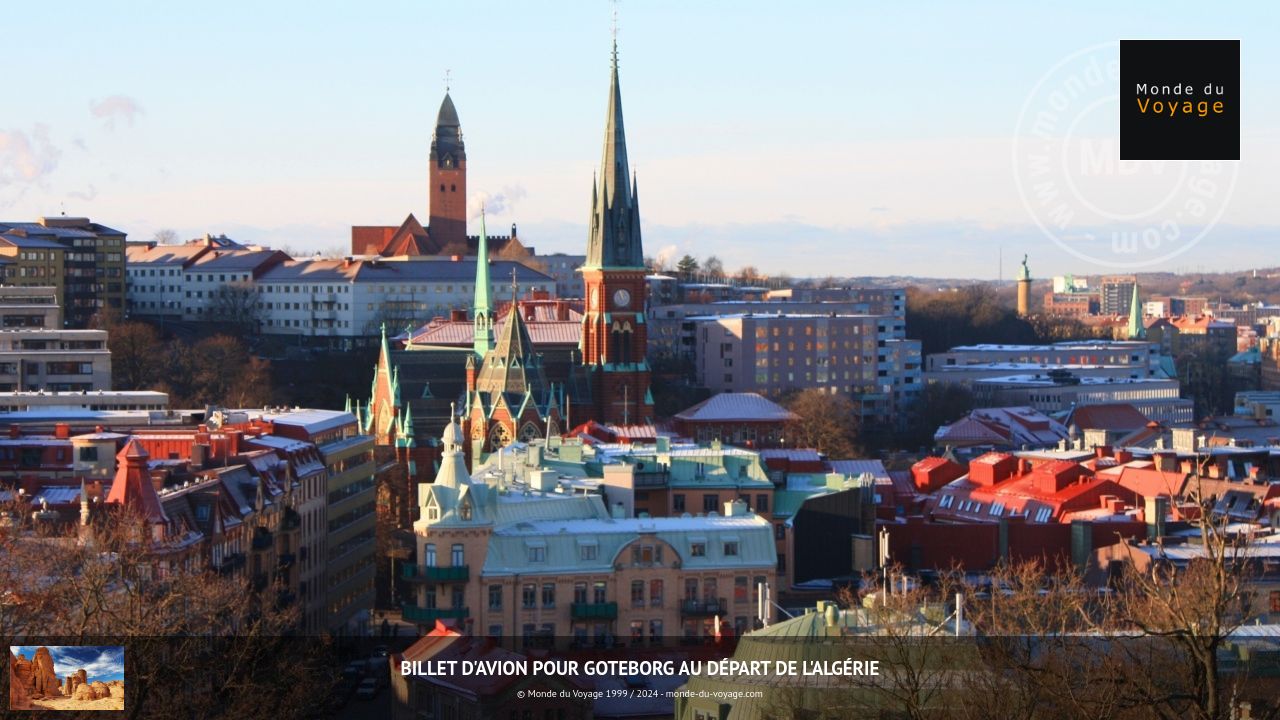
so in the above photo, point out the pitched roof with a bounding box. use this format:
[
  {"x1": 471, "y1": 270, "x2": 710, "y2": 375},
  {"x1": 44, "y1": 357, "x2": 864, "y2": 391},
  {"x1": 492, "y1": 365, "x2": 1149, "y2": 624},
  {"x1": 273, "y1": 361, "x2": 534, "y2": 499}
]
[
  {"x1": 1068, "y1": 403, "x2": 1151, "y2": 433},
  {"x1": 674, "y1": 393, "x2": 798, "y2": 423},
  {"x1": 104, "y1": 439, "x2": 168, "y2": 523}
]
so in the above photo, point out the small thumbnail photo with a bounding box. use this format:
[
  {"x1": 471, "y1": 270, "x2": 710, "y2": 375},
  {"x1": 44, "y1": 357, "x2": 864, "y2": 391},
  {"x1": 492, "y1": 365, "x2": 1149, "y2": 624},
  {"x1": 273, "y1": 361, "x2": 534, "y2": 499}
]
[{"x1": 9, "y1": 645, "x2": 125, "y2": 711}]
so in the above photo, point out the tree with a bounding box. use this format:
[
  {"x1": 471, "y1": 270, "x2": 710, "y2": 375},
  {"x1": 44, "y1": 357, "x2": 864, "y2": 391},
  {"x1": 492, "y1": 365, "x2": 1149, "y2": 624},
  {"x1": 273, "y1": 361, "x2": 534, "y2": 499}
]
[
  {"x1": 0, "y1": 507, "x2": 336, "y2": 719},
  {"x1": 703, "y1": 255, "x2": 725, "y2": 280},
  {"x1": 108, "y1": 321, "x2": 163, "y2": 390},
  {"x1": 151, "y1": 228, "x2": 178, "y2": 244},
  {"x1": 736, "y1": 266, "x2": 761, "y2": 284},
  {"x1": 676, "y1": 254, "x2": 699, "y2": 278},
  {"x1": 206, "y1": 282, "x2": 263, "y2": 335},
  {"x1": 904, "y1": 383, "x2": 974, "y2": 450},
  {"x1": 782, "y1": 388, "x2": 861, "y2": 458}
]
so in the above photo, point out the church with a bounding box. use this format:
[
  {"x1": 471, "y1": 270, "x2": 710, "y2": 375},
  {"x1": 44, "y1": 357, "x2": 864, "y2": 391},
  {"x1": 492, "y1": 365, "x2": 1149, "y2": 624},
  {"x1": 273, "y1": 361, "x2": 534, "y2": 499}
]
[
  {"x1": 364, "y1": 38, "x2": 655, "y2": 471},
  {"x1": 349, "y1": 91, "x2": 535, "y2": 262}
]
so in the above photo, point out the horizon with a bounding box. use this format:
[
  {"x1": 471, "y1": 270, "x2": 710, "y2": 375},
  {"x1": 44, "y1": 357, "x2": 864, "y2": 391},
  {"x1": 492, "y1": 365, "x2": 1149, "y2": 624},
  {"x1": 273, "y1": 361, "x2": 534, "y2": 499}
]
[{"x1": 2, "y1": 1, "x2": 1273, "y2": 278}]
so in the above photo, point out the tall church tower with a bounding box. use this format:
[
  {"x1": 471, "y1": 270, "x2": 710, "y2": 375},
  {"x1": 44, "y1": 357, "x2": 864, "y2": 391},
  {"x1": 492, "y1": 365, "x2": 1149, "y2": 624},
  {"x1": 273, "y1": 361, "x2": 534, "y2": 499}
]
[
  {"x1": 429, "y1": 93, "x2": 467, "y2": 248},
  {"x1": 580, "y1": 40, "x2": 653, "y2": 425}
]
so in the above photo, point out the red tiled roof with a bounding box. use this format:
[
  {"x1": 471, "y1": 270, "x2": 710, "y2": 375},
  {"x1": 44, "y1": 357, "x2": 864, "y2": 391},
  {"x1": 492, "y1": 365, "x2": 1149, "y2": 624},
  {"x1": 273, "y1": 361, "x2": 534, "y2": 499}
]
[
  {"x1": 104, "y1": 439, "x2": 167, "y2": 524},
  {"x1": 1069, "y1": 403, "x2": 1151, "y2": 432}
]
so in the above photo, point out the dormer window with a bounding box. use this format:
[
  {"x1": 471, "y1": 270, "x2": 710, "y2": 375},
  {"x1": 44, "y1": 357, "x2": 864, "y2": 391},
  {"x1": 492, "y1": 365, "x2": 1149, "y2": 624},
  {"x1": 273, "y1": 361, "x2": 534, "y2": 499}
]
[
  {"x1": 427, "y1": 505, "x2": 440, "y2": 521},
  {"x1": 459, "y1": 499, "x2": 472, "y2": 521}
]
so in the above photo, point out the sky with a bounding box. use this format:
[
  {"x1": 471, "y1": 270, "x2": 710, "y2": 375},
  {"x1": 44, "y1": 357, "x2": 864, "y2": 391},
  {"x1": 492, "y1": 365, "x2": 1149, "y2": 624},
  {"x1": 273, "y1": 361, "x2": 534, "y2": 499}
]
[
  {"x1": 1, "y1": 1, "x2": 1276, "y2": 279},
  {"x1": 11, "y1": 646, "x2": 125, "y2": 683}
]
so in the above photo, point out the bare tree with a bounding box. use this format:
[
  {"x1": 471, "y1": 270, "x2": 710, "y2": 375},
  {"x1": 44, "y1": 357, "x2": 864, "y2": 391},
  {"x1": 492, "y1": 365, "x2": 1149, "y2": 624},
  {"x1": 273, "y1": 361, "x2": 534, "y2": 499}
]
[
  {"x1": 151, "y1": 228, "x2": 178, "y2": 245},
  {"x1": 206, "y1": 282, "x2": 263, "y2": 335}
]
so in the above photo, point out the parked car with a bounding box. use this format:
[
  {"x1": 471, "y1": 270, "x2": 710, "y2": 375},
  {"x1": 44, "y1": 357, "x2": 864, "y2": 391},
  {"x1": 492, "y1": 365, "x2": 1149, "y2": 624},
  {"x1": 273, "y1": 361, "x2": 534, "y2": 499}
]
[{"x1": 355, "y1": 678, "x2": 379, "y2": 701}]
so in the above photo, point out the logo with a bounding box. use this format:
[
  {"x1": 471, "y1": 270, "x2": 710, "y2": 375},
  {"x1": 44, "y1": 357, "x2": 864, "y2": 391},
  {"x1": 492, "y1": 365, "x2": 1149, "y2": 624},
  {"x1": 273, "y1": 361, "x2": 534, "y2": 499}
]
[
  {"x1": 1013, "y1": 42, "x2": 1238, "y2": 268},
  {"x1": 1120, "y1": 40, "x2": 1239, "y2": 160}
]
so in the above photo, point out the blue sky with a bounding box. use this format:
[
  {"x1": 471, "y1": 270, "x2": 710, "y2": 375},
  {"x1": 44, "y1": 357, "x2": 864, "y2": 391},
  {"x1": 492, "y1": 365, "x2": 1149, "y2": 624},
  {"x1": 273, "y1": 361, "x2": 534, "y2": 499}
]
[
  {"x1": 1, "y1": 1, "x2": 1275, "y2": 277},
  {"x1": 11, "y1": 646, "x2": 125, "y2": 683}
]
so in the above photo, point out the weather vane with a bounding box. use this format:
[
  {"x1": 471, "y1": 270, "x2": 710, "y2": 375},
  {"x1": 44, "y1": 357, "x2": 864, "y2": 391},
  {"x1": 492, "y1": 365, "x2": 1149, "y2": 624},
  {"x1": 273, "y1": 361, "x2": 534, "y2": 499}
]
[{"x1": 444, "y1": 68, "x2": 452, "y2": 92}]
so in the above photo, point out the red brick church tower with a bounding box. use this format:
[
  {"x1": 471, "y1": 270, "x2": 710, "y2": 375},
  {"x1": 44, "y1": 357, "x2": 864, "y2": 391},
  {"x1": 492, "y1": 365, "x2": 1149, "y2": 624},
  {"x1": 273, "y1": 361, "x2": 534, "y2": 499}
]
[
  {"x1": 579, "y1": 41, "x2": 653, "y2": 425},
  {"x1": 428, "y1": 92, "x2": 467, "y2": 249}
]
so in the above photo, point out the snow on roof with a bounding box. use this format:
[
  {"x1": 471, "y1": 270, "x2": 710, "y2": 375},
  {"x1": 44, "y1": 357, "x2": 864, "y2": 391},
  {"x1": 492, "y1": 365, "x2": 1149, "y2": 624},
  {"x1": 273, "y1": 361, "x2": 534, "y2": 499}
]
[{"x1": 674, "y1": 393, "x2": 798, "y2": 423}]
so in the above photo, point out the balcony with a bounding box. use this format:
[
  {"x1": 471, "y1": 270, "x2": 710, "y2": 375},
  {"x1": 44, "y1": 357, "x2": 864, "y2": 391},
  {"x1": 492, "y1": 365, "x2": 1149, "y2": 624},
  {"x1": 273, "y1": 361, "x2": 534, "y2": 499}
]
[
  {"x1": 401, "y1": 564, "x2": 470, "y2": 583},
  {"x1": 680, "y1": 598, "x2": 728, "y2": 616},
  {"x1": 570, "y1": 602, "x2": 618, "y2": 620},
  {"x1": 401, "y1": 604, "x2": 469, "y2": 624}
]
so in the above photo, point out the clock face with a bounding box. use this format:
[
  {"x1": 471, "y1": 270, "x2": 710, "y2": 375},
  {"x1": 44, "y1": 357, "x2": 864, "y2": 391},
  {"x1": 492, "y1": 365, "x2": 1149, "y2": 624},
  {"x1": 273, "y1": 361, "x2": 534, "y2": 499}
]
[{"x1": 613, "y1": 288, "x2": 631, "y2": 308}]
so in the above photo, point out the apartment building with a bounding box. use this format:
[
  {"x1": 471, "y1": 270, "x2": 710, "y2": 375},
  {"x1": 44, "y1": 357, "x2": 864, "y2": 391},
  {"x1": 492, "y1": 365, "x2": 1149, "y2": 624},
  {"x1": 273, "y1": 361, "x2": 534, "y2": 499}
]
[
  {"x1": 408, "y1": 421, "x2": 778, "y2": 645},
  {"x1": 0, "y1": 217, "x2": 126, "y2": 328}
]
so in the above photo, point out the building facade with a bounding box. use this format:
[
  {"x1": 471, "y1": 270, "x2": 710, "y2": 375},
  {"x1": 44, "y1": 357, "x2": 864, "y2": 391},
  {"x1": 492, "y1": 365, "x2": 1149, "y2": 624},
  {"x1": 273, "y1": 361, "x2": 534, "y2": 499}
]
[
  {"x1": 0, "y1": 328, "x2": 110, "y2": 392},
  {"x1": 0, "y1": 217, "x2": 126, "y2": 328}
]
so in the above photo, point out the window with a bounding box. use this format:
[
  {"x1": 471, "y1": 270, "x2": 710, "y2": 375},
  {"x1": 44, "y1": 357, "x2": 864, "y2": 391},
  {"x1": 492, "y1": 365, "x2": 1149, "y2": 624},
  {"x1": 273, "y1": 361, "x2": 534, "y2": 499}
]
[
  {"x1": 542, "y1": 583, "x2": 556, "y2": 608},
  {"x1": 673, "y1": 494, "x2": 686, "y2": 512},
  {"x1": 756, "y1": 494, "x2": 769, "y2": 513},
  {"x1": 527, "y1": 545, "x2": 546, "y2": 563},
  {"x1": 735, "y1": 576, "x2": 748, "y2": 603},
  {"x1": 593, "y1": 581, "x2": 607, "y2": 604},
  {"x1": 574, "y1": 582, "x2": 587, "y2": 604},
  {"x1": 489, "y1": 584, "x2": 503, "y2": 610},
  {"x1": 631, "y1": 580, "x2": 645, "y2": 607},
  {"x1": 522, "y1": 584, "x2": 536, "y2": 609},
  {"x1": 723, "y1": 541, "x2": 739, "y2": 557},
  {"x1": 451, "y1": 544, "x2": 464, "y2": 566},
  {"x1": 78, "y1": 446, "x2": 98, "y2": 462},
  {"x1": 702, "y1": 494, "x2": 719, "y2": 513},
  {"x1": 691, "y1": 542, "x2": 706, "y2": 557},
  {"x1": 650, "y1": 579, "x2": 663, "y2": 607},
  {"x1": 424, "y1": 544, "x2": 437, "y2": 567},
  {"x1": 579, "y1": 544, "x2": 598, "y2": 561},
  {"x1": 451, "y1": 586, "x2": 464, "y2": 609},
  {"x1": 775, "y1": 523, "x2": 786, "y2": 540}
]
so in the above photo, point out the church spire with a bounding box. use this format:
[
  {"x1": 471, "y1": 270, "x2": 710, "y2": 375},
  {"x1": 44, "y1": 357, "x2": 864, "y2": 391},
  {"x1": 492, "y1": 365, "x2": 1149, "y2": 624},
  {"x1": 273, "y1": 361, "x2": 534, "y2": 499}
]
[
  {"x1": 473, "y1": 210, "x2": 494, "y2": 357},
  {"x1": 585, "y1": 39, "x2": 644, "y2": 270},
  {"x1": 1127, "y1": 282, "x2": 1145, "y2": 339}
]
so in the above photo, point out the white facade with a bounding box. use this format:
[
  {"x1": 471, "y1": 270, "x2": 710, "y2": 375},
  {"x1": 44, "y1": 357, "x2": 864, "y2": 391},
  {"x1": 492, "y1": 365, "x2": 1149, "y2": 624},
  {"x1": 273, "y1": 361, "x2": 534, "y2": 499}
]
[{"x1": 255, "y1": 257, "x2": 555, "y2": 344}]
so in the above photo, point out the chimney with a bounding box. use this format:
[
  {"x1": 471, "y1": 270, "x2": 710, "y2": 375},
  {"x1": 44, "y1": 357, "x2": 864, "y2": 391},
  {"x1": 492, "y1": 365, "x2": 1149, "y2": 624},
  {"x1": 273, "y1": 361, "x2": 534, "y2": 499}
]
[
  {"x1": 226, "y1": 429, "x2": 243, "y2": 455},
  {"x1": 54, "y1": 423, "x2": 70, "y2": 440},
  {"x1": 1114, "y1": 449, "x2": 1133, "y2": 464},
  {"x1": 611, "y1": 502, "x2": 626, "y2": 520},
  {"x1": 8, "y1": 425, "x2": 19, "y2": 439},
  {"x1": 724, "y1": 498, "x2": 749, "y2": 517},
  {"x1": 191, "y1": 443, "x2": 209, "y2": 469}
]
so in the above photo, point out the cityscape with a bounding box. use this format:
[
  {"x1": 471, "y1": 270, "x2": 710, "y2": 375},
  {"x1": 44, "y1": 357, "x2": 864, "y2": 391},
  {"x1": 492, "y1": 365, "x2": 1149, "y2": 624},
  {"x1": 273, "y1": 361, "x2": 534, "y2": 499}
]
[{"x1": 3, "y1": 3, "x2": 1279, "y2": 720}]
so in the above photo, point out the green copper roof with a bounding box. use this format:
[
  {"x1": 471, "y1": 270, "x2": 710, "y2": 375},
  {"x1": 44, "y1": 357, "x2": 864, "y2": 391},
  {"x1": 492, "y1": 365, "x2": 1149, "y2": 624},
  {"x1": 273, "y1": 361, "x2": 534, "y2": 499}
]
[
  {"x1": 473, "y1": 211, "x2": 494, "y2": 357},
  {"x1": 1126, "y1": 282, "x2": 1145, "y2": 339}
]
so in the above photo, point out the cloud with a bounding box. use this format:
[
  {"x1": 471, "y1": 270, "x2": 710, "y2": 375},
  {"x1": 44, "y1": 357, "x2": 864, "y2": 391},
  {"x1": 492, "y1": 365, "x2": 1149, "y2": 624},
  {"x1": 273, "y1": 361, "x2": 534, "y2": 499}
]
[
  {"x1": 90, "y1": 95, "x2": 144, "y2": 130},
  {"x1": 653, "y1": 243, "x2": 678, "y2": 268},
  {"x1": 68, "y1": 184, "x2": 98, "y2": 202},
  {"x1": 0, "y1": 124, "x2": 60, "y2": 206},
  {"x1": 468, "y1": 184, "x2": 527, "y2": 220},
  {"x1": 11, "y1": 646, "x2": 125, "y2": 683}
]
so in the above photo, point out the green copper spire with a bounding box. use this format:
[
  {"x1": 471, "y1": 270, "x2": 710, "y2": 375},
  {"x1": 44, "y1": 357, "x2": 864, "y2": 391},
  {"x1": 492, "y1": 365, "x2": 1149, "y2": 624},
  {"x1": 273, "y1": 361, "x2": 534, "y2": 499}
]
[
  {"x1": 585, "y1": 38, "x2": 644, "y2": 270},
  {"x1": 1127, "y1": 282, "x2": 1145, "y2": 339},
  {"x1": 473, "y1": 210, "x2": 494, "y2": 357}
]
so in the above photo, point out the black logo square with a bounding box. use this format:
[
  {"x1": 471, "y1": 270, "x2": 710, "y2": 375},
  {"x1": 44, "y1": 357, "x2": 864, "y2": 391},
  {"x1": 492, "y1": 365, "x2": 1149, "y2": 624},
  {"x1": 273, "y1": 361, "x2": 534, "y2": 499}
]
[{"x1": 1120, "y1": 40, "x2": 1239, "y2": 160}]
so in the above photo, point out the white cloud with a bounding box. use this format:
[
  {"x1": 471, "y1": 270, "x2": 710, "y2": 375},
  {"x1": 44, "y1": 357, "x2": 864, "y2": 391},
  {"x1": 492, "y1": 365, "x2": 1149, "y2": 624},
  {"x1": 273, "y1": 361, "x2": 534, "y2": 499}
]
[
  {"x1": 0, "y1": 124, "x2": 60, "y2": 206},
  {"x1": 468, "y1": 184, "x2": 527, "y2": 220},
  {"x1": 90, "y1": 95, "x2": 144, "y2": 130}
]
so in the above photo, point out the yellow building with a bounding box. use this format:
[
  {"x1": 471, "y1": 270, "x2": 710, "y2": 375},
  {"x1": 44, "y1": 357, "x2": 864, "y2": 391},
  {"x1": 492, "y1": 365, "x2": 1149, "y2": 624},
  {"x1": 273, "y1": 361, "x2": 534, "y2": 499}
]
[{"x1": 0, "y1": 233, "x2": 66, "y2": 309}]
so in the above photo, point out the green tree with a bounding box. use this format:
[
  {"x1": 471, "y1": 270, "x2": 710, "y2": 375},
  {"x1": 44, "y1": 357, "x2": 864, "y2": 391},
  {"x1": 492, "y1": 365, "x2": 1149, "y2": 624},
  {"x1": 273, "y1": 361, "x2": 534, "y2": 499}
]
[{"x1": 676, "y1": 254, "x2": 699, "y2": 278}]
